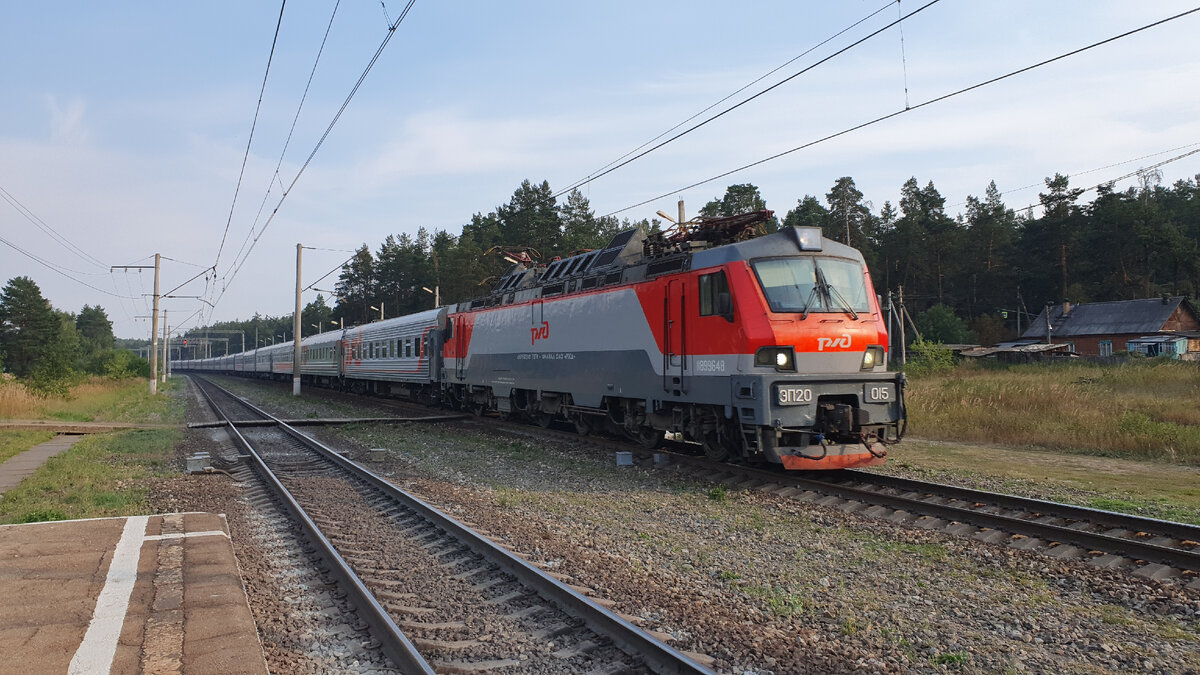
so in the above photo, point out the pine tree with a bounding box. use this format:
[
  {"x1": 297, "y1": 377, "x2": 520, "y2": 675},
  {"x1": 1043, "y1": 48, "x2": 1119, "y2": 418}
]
[{"x1": 0, "y1": 276, "x2": 60, "y2": 378}]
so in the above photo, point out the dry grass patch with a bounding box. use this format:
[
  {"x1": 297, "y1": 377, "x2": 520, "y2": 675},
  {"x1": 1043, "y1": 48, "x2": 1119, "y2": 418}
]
[
  {"x1": 0, "y1": 377, "x2": 176, "y2": 424},
  {"x1": 907, "y1": 360, "x2": 1200, "y2": 463},
  {"x1": 0, "y1": 378, "x2": 40, "y2": 418}
]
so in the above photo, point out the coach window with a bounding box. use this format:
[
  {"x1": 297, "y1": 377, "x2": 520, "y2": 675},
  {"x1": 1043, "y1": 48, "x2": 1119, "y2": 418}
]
[
  {"x1": 406, "y1": 339, "x2": 413, "y2": 358},
  {"x1": 699, "y1": 270, "x2": 734, "y2": 321}
]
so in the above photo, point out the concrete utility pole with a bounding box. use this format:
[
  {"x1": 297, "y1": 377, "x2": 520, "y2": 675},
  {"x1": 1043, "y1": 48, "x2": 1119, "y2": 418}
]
[
  {"x1": 294, "y1": 243, "x2": 302, "y2": 396},
  {"x1": 152, "y1": 255, "x2": 160, "y2": 390},
  {"x1": 113, "y1": 254, "x2": 160, "y2": 394},
  {"x1": 161, "y1": 310, "x2": 168, "y2": 384}
]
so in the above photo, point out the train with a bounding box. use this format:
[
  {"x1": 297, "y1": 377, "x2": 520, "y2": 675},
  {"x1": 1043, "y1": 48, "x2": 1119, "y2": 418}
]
[{"x1": 175, "y1": 211, "x2": 906, "y2": 470}]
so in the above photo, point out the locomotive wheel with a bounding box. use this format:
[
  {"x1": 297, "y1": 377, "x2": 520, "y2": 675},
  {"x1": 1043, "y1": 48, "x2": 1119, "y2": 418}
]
[
  {"x1": 703, "y1": 433, "x2": 731, "y2": 462},
  {"x1": 572, "y1": 414, "x2": 593, "y2": 436},
  {"x1": 631, "y1": 427, "x2": 664, "y2": 449},
  {"x1": 534, "y1": 412, "x2": 554, "y2": 428}
]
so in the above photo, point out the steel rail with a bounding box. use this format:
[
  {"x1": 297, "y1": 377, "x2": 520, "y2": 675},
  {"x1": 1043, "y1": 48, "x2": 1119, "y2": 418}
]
[
  {"x1": 646, "y1": 450, "x2": 1200, "y2": 573},
  {"x1": 193, "y1": 378, "x2": 436, "y2": 675},
  {"x1": 194, "y1": 376, "x2": 713, "y2": 675},
  {"x1": 839, "y1": 470, "x2": 1200, "y2": 543}
]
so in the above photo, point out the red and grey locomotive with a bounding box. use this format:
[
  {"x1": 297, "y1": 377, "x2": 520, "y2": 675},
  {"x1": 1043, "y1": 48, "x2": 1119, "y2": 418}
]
[{"x1": 176, "y1": 210, "x2": 905, "y2": 470}]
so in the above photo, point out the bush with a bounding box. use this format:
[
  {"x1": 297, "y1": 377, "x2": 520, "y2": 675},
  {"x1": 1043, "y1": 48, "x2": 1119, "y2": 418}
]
[
  {"x1": 905, "y1": 338, "x2": 957, "y2": 375},
  {"x1": 914, "y1": 304, "x2": 976, "y2": 344},
  {"x1": 25, "y1": 359, "x2": 81, "y2": 398},
  {"x1": 90, "y1": 350, "x2": 151, "y2": 379}
]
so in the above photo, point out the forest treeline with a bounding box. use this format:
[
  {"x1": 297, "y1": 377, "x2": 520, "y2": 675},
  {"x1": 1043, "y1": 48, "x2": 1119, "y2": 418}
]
[
  {"x1": 188, "y1": 171, "x2": 1200, "y2": 352},
  {"x1": 0, "y1": 277, "x2": 148, "y2": 394}
]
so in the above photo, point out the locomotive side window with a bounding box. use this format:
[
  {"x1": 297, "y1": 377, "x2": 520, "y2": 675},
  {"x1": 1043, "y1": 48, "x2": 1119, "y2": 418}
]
[{"x1": 699, "y1": 271, "x2": 734, "y2": 321}]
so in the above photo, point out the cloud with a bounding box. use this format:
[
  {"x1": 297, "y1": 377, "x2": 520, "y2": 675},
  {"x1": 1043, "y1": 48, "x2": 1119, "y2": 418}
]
[{"x1": 46, "y1": 96, "x2": 88, "y2": 143}]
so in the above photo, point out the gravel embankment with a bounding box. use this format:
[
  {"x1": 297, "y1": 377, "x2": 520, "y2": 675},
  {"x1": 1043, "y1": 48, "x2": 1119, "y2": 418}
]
[
  {"x1": 175, "y1": 378, "x2": 1200, "y2": 673},
  {"x1": 151, "y1": 381, "x2": 394, "y2": 673}
]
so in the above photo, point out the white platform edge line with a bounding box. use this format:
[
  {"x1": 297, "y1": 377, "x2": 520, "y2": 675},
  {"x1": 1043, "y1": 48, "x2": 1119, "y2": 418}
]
[
  {"x1": 144, "y1": 530, "x2": 228, "y2": 541},
  {"x1": 67, "y1": 515, "x2": 149, "y2": 675},
  {"x1": 0, "y1": 511, "x2": 217, "y2": 529}
]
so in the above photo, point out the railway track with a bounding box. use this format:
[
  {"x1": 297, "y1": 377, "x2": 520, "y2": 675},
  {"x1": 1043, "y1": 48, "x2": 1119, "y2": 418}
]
[
  {"x1": 622, "y1": 446, "x2": 1200, "y2": 590},
  {"x1": 192, "y1": 376, "x2": 713, "y2": 674},
  {"x1": 199, "y1": 375, "x2": 1200, "y2": 590},
  {"x1": 429, "y1": 405, "x2": 1200, "y2": 590}
]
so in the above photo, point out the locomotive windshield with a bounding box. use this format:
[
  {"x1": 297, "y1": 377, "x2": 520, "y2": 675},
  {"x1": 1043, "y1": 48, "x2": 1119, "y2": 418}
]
[{"x1": 752, "y1": 257, "x2": 871, "y2": 315}]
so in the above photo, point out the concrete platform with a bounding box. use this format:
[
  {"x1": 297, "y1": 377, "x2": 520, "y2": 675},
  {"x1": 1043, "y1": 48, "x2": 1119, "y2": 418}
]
[{"x1": 0, "y1": 512, "x2": 267, "y2": 674}]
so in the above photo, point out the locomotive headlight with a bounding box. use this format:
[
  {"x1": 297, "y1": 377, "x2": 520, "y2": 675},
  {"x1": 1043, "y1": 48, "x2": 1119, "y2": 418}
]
[
  {"x1": 861, "y1": 345, "x2": 885, "y2": 370},
  {"x1": 755, "y1": 346, "x2": 796, "y2": 372}
]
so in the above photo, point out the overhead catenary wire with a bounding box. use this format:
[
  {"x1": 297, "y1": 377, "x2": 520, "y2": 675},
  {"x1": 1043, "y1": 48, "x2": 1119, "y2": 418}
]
[
  {"x1": 945, "y1": 140, "x2": 1200, "y2": 210},
  {"x1": 212, "y1": 0, "x2": 418, "y2": 313},
  {"x1": 303, "y1": 250, "x2": 362, "y2": 293},
  {"x1": 603, "y1": 5, "x2": 1200, "y2": 218},
  {"x1": 0, "y1": 182, "x2": 109, "y2": 270},
  {"x1": 213, "y1": 0, "x2": 289, "y2": 275},
  {"x1": 551, "y1": 0, "x2": 943, "y2": 202},
  {"x1": 159, "y1": 255, "x2": 210, "y2": 269},
  {"x1": 233, "y1": 0, "x2": 343, "y2": 278},
  {"x1": 897, "y1": 0, "x2": 911, "y2": 109},
  {"x1": 0, "y1": 234, "x2": 138, "y2": 299},
  {"x1": 557, "y1": 0, "x2": 900, "y2": 196},
  {"x1": 1007, "y1": 146, "x2": 1200, "y2": 217}
]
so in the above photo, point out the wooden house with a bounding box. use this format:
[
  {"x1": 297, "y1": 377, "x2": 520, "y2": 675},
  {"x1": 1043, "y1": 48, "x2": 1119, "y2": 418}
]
[{"x1": 1021, "y1": 296, "x2": 1200, "y2": 358}]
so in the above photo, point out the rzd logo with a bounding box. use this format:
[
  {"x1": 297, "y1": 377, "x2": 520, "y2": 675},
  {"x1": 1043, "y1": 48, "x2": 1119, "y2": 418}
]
[
  {"x1": 531, "y1": 321, "x2": 550, "y2": 345},
  {"x1": 817, "y1": 333, "x2": 852, "y2": 351}
]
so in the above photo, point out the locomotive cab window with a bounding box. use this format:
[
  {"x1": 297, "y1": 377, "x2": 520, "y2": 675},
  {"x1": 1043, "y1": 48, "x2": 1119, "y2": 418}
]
[
  {"x1": 752, "y1": 257, "x2": 871, "y2": 315},
  {"x1": 699, "y1": 270, "x2": 734, "y2": 321}
]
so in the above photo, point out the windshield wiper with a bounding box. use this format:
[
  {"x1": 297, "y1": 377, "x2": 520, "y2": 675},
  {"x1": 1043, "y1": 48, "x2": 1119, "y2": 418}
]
[
  {"x1": 815, "y1": 265, "x2": 859, "y2": 320},
  {"x1": 799, "y1": 283, "x2": 821, "y2": 320}
]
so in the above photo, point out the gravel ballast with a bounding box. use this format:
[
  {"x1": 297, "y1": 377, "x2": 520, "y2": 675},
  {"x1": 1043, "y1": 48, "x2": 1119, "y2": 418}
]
[{"x1": 176, "y1": 378, "x2": 1200, "y2": 673}]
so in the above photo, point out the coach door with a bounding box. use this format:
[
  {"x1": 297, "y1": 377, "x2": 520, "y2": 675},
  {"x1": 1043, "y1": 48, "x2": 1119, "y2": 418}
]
[
  {"x1": 454, "y1": 315, "x2": 466, "y2": 381},
  {"x1": 663, "y1": 279, "x2": 688, "y2": 394}
]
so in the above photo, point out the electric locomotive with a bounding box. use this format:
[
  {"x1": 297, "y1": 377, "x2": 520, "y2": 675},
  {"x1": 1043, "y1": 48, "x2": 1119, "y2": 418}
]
[
  {"x1": 441, "y1": 211, "x2": 905, "y2": 469},
  {"x1": 175, "y1": 210, "x2": 905, "y2": 470}
]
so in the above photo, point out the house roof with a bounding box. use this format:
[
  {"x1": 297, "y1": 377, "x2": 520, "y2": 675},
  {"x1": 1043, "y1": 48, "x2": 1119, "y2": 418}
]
[
  {"x1": 960, "y1": 342, "x2": 1072, "y2": 358},
  {"x1": 1127, "y1": 334, "x2": 1188, "y2": 344},
  {"x1": 1021, "y1": 296, "x2": 1194, "y2": 339}
]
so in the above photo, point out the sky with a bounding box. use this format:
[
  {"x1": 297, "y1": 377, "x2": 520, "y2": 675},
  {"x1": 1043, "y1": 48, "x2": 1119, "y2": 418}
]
[{"x1": 2, "y1": 1, "x2": 1199, "y2": 340}]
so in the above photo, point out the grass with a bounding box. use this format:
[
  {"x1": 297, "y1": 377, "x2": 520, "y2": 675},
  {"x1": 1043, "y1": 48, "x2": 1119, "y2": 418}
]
[
  {"x1": 0, "y1": 376, "x2": 177, "y2": 424},
  {"x1": 860, "y1": 537, "x2": 949, "y2": 562},
  {"x1": 744, "y1": 584, "x2": 807, "y2": 617},
  {"x1": 0, "y1": 380, "x2": 183, "y2": 525},
  {"x1": 907, "y1": 360, "x2": 1200, "y2": 464},
  {"x1": 882, "y1": 439, "x2": 1200, "y2": 524},
  {"x1": 931, "y1": 651, "x2": 969, "y2": 667}
]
